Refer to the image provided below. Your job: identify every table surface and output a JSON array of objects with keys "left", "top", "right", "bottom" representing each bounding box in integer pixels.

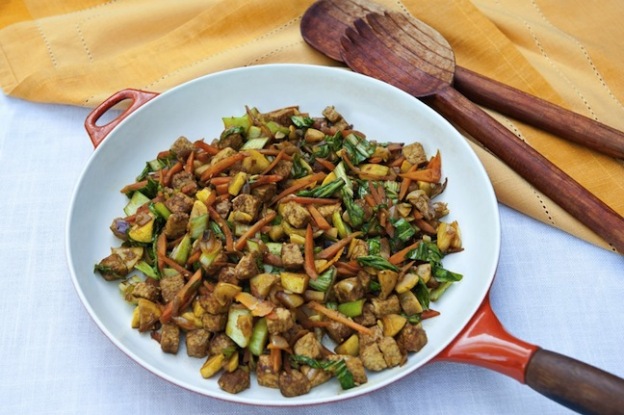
[{"left": 1, "top": 91, "right": 622, "bottom": 415}]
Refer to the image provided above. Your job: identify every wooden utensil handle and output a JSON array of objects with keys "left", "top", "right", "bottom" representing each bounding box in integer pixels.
[
  {"left": 429, "top": 86, "right": 624, "bottom": 254},
  {"left": 454, "top": 67, "right": 624, "bottom": 159},
  {"left": 526, "top": 349, "right": 624, "bottom": 415}
]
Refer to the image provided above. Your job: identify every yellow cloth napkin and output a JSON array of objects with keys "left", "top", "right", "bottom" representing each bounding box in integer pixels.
[{"left": 1, "top": 0, "right": 623, "bottom": 252}]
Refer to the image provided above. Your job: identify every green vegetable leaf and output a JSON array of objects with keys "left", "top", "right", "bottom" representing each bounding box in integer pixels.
[
  {"left": 297, "top": 178, "right": 345, "bottom": 198},
  {"left": 290, "top": 355, "right": 356, "bottom": 390},
  {"left": 414, "top": 277, "right": 430, "bottom": 310},
  {"left": 342, "top": 132, "right": 375, "bottom": 165},
  {"left": 341, "top": 187, "right": 364, "bottom": 227},
  {"left": 406, "top": 241, "right": 463, "bottom": 283},
  {"left": 356, "top": 255, "right": 399, "bottom": 272},
  {"left": 308, "top": 267, "right": 336, "bottom": 292},
  {"left": 392, "top": 217, "right": 416, "bottom": 242},
  {"left": 291, "top": 115, "right": 315, "bottom": 128},
  {"left": 134, "top": 261, "right": 160, "bottom": 280}
]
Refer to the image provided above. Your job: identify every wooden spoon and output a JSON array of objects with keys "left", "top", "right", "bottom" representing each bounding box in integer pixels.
[
  {"left": 300, "top": 0, "right": 624, "bottom": 159},
  {"left": 303, "top": 5, "right": 624, "bottom": 254}
]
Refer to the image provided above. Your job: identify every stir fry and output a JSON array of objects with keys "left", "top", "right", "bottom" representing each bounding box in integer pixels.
[{"left": 94, "top": 105, "right": 463, "bottom": 396}]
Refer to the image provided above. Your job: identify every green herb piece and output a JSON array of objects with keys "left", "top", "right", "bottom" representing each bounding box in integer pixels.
[
  {"left": 298, "top": 178, "right": 345, "bottom": 198},
  {"left": 392, "top": 217, "right": 416, "bottom": 242},
  {"left": 290, "top": 355, "right": 356, "bottom": 390},
  {"left": 337, "top": 299, "right": 365, "bottom": 317},
  {"left": 134, "top": 261, "right": 160, "bottom": 280},
  {"left": 308, "top": 267, "right": 336, "bottom": 292},
  {"left": 291, "top": 115, "right": 315, "bottom": 128},
  {"left": 356, "top": 255, "right": 399, "bottom": 272}
]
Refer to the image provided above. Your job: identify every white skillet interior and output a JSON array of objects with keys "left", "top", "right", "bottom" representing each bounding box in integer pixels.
[{"left": 66, "top": 64, "right": 500, "bottom": 406}]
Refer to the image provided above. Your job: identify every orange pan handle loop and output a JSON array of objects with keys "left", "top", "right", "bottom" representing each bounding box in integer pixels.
[
  {"left": 434, "top": 296, "right": 538, "bottom": 383},
  {"left": 84, "top": 89, "right": 159, "bottom": 148}
]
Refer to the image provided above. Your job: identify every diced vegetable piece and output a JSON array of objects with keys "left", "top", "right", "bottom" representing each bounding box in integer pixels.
[
  {"left": 200, "top": 353, "right": 226, "bottom": 379},
  {"left": 248, "top": 317, "right": 269, "bottom": 356},
  {"left": 241, "top": 137, "right": 268, "bottom": 150},
  {"left": 377, "top": 270, "right": 398, "bottom": 300},
  {"left": 280, "top": 272, "right": 309, "bottom": 294},
  {"left": 399, "top": 290, "right": 423, "bottom": 315},
  {"left": 380, "top": 314, "right": 407, "bottom": 337},
  {"left": 124, "top": 191, "right": 151, "bottom": 216},
  {"left": 225, "top": 305, "right": 253, "bottom": 348},
  {"left": 228, "top": 172, "right": 248, "bottom": 196},
  {"left": 169, "top": 233, "right": 192, "bottom": 265},
  {"left": 395, "top": 272, "right": 419, "bottom": 294},
  {"left": 337, "top": 299, "right": 365, "bottom": 318},
  {"left": 128, "top": 216, "right": 155, "bottom": 243},
  {"left": 152, "top": 201, "right": 171, "bottom": 220},
  {"left": 250, "top": 273, "right": 279, "bottom": 299},
  {"left": 359, "top": 163, "right": 390, "bottom": 178},
  {"left": 334, "top": 333, "right": 359, "bottom": 356}
]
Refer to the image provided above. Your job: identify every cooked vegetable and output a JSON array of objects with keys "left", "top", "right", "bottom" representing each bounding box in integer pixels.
[{"left": 94, "top": 104, "right": 463, "bottom": 397}]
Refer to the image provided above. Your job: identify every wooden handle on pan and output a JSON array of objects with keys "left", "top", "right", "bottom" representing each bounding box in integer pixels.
[
  {"left": 453, "top": 67, "right": 624, "bottom": 159},
  {"left": 437, "top": 297, "right": 624, "bottom": 415},
  {"left": 526, "top": 349, "right": 624, "bottom": 415},
  {"left": 84, "top": 89, "right": 159, "bottom": 148},
  {"left": 427, "top": 85, "right": 624, "bottom": 254}
]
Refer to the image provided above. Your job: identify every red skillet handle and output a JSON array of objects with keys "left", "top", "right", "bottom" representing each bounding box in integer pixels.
[
  {"left": 436, "top": 297, "right": 624, "bottom": 414},
  {"left": 84, "top": 89, "right": 159, "bottom": 148}
]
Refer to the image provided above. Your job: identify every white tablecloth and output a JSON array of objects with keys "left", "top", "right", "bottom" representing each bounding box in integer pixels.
[{"left": 1, "top": 91, "right": 622, "bottom": 415}]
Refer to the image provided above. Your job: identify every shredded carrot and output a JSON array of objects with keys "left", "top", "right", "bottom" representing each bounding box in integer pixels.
[
  {"left": 316, "top": 247, "right": 344, "bottom": 273},
  {"left": 388, "top": 241, "right": 421, "bottom": 265},
  {"left": 368, "top": 181, "right": 382, "bottom": 205},
  {"left": 215, "top": 183, "right": 229, "bottom": 195},
  {"left": 156, "top": 232, "right": 167, "bottom": 272},
  {"left": 307, "top": 205, "right": 331, "bottom": 231},
  {"left": 184, "top": 150, "right": 195, "bottom": 174},
  {"left": 157, "top": 150, "right": 171, "bottom": 159},
  {"left": 414, "top": 218, "right": 437, "bottom": 235},
  {"left": 260, "top": 149, "right": 285, "bottom": 175},
  {"left": 335, "top": 260, "right": 361, "bottom": 276},
  {"left": 270, "top": 347, "right": 282, "bottom": 373},
  {"left": 207, "top": 206, "right": 234, "bottom": 252},
  {"left": 304, "top": 224, "right": 319, "bottom": 279},
  {"left": 160, "top": 269, "right": 202, "bottom": 324},
  {"left": 315, "top": 157, "right": 336, "bottom": 171},
  {"left": 210, "top": 177, "right": 232, "bottom": 186},
  {"left": 308, "top": 301, "right": 373, "bottom": 335},
  {"left": 399, "top": 164, "right": 418, "bottom": 200},
  {"left": 363, "top": 194, "right": 377, "bottom": 208},
  {"left": 341, "top": 152, "right": 361, "bottom": 174},
  {"left": 283, "top": 196, "right": 340, "bottom": 205},
  {"left": 200, "top": 152, "right": 246, "bottom": 181},
  {"left": 202, "top": 189, "right": 217, "bottom": 208},
  {"left": 120, "top": 180, "right": 148, "bottom": 194},
  {"left": 389, "top": 155, "right": 406, "bottom": 168},
  {"left": 422, "top": 309, "right": 441, "bottom": 320},
  {"left": 269, "top": 172, "right": 326, "bottom": 205},
  {"left": 316, "top": 232, "right": 363, "bottom": 260},
  {"left": 234, "top": 211, "right": 277, "bottom": 251},
  {"left": 250, "top": 175, "right": 284, "bottom": 186},
  {"left": 193, "top": 140, "right": 220, "bottom": 155},
  {"left": 399, "top": 151, "right": 441, "bottom": 183},
  {"left": 160, "top": 255, "right": 193, "bottom": 278},
  {"left": 163, "top": 161, "right": 183, "bottom": 187},
  {"left": 186, "top": 249, "right": 201, "bottom": 266}
]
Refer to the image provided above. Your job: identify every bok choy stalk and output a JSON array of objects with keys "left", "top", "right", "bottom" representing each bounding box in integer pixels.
[{"left": 290, "top": 355, "right": 356, "bottom": 390}]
